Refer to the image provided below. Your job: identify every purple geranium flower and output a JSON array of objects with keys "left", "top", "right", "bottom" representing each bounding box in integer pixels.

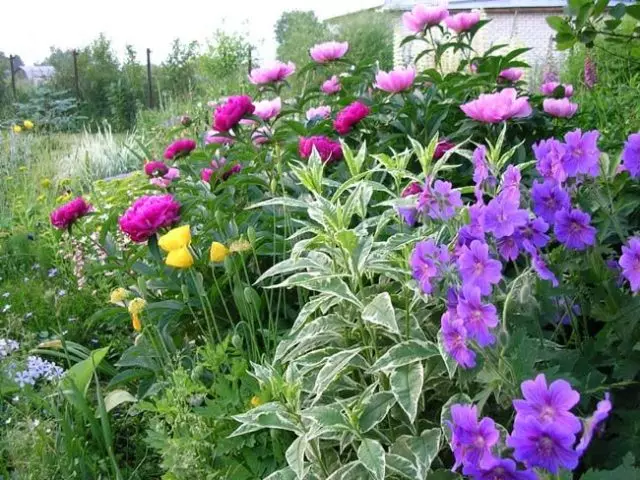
[
  {"left": 621, "top": 132, "right": 640, "bottom": 178},
  {"left": 449, "top": 404, "right": 499, "bottom": 470},
  {"left": 562, "top": 129, "right": 600, "bottom": 178},
  {"left": 534, "top": 139, "right": 567, "bottom": 183},
  {"left": 619, "top": 236, "right": 640, "bottom": 292},
  {"left": 531, "top": 250, "right": 559, "bottom": 287},
  {"left": 410, "top": 240, "right": 450, "bottom": 294},
  {"left": 576, "top": 393, "right": 612, "bottom": 455},
  {"left": 473, "top": 145, "right": 490, "bottom": 185},
  {"left": 497, "top": 235, "right": 520, "bottom": 261},
  {"left": 441, "top": 311, "right": 476, "bottom": 368},
  {"left": 531, "top": 180, "right": 570, "bottom": 225},
  {"left": 419, "top": 180, "right": 462, "bottom": 220},
  {"left": 462, "top": 457, "right": 538, "bottom": 480},
  {"left": 456, "top": 284, "right": 498, "bottom": 346},
  {"left": 518, "top": 217, "right": 550, "bottom": 252},
  {"left": 500, "top": 165, "right": 521, "bottom": 204},
  {"left": 397, "top": 182, "right": 422, "bottom": 226},
  {"left": 457, "top": 240, "right": 502, "bottom": 295},
  {"left": 554, "top": 208, "right": 596, "bottom": 251},
  {"left": 513, "top": 374, "right": 581, "bottom": 433},
  {"left": 482, "top": 196, "right": 529, "bottom": 239}
]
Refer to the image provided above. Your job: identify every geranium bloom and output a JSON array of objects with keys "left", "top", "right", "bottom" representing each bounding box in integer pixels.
[
  {"left": 456, "top": 285, "right": 498, "bottom": 346},
  {"left": 499, "top": 68, "right": 523, "bottom": 82},
  {"left": 543, "top": 98, "right": 578, "bottom": 118},
  {"left": 253, "top": 98, "right": 281, "bottom": 121},
  {"left": 457, "top": 240, "right": 502, "bottom": 295},
  {"left": 621, "top": 133, "right": 640, "bottom": 177},
  {"left": 321, "top": 75, "right": 341, "bottom": 95},
  {"left": 482, "top": 196, "right": 528, "bottom": 238},
  {"left": 562, "top": 129, "right": 600, "bottom": 177},
  {"left": 619, "top": 236, "right": 640, "bottom": 292},
  {"left": 531, "top": 180, "right": 570, "bottom": 225},
  {"left": 534, "top": 138, "right": 567, "bottom": 183},
  {"left": 508, "top": 417, "right": 579, "bottom": 474},
  {"left": 513, "top": 374, "right": 581, "bottom": 433},
  {"left": 119, "top": 195, "right": 180, "bottom": 243},
  {"left": 418, "top": 180, "right": 463, "bottom": 220},
  {"left": 445, "top": 11, "right": 481, "bottom": 33},
  {"left": 472, "top": 145, "right": 490, "bottom": 185},
  {"left": 213, "top": 96, "right": 255, "bottom": 132},
  {"left": 306, "top": 106, "right": 331, "bottom": 121},
  {"left": 50, "top": 197, "right": 92, "bottom": 230},
  {"left": 374, "top": 66, "right": 416, "bottom": 93},
  {"left": 441, "top": 311, "right": 476, "bottom": 368},
  {"left": 397, "top": 181, "right": 422, "bottom": 226},
  {"left": 499, "top": 165, "right": 522, "bottom": 204},
  {"left": 309, "top": 41, "right": 349, "bottom": 63},
  {"left": 334, "top": 101, "right": 370, "bottom": 135},
  {"left": 402, "top": 4, "right": 448, "bottom": 33},
  {"left": 518, "top": 217, "right": 550, "bottom": 251},
  {"left": 541, "top": 81, "right": 574, "bottom": 97},
  {"left": 576, "top": 393, "right": 612, "bottom": 455},
  {"left": 531, "top": 249, "right": 559, "bottom": 287},
  {"left": 410, "top": 239, "right": 450, "bottom": 294},
  {"left": 461, "top": 88, "right": 532, "bottom": 123},
  {"left": 144, "top": 161, "right": 169, "bottom": 177},
  {"left": 435, "top": 140, "right": 456, "bottom": 160},
  {"left": 163, "top": 139, "right": 196, "bottom": 160},
  {"left": 298, "top": 136, "right": 343, "bottom": 164},
  {"left": 249, "top": 61, "right": 295, "bottom": 85},
  {"left": 448, "top": 404, "right": 499, "bottom": 470},
  {"left": 497, "top": 236, "right": 520, "bottom": 261},
  {"left": 463, "top": 457, "right": 537, "bottom": 480},
  {"left": 554, "top": 208, "right": 596, "bottom": 251}
]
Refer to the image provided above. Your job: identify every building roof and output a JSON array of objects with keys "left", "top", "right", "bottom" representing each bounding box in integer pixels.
[
  {"left": 17, "top": 65, "right": 55, "bottom": 80},
  {"left": 384, "top": 0, "right": 632, "bottom": 10}
]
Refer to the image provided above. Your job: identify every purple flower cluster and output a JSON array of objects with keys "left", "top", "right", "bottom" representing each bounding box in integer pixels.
[
  {"left": 14, "top": 356, "right": 64, "bottom": 388},
  {"left": 0, "top": 338, "right": 19, "bottom": 358},
  {"left": 410, "top": 239, "right": 450, "bottom": 294},
  {"left": 619, "top": 236, "right": 640, "bottom": 292},
  {"left": 534, "top": 129, "right": 601, "bottom": 182},
  {"left": 418, "top": 180, "right": 463, "bottom": 220}
]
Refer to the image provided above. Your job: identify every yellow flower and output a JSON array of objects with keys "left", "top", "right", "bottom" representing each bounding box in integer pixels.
[
  {"left": 229, "top": 238, "right": 251, "bottom": 253},
  {"left": 12, "top": 125, "right": 22, "bottom": 134},
  {"left": 23, "top": 120, "right": 34, "bottom": 130},
  {"left": 158, "top": 225, "right": 191, "bottom": 252},
  {"left": 165, "top": 246, "right": 194, "bottom": 268},
  {"left": 210, "top": 242, "right": 229, "bottom": 262},
  {"left": 250, "top": 396, "right": 263, "bottom": 408},
  {"left": 56, "top": 192, "right": 72, "bottom": 203},
  {"left": 128, "top": 298, "right": 147, "bottom": 332},
  {"left": 37, "top": 194, "right": 46, "bottom": 202},
  {"left": 110, "top": 287, "right": 128, "bottom": 305},
  {"left": 41, "top": 178, "right": 52, "bottom": 188}
]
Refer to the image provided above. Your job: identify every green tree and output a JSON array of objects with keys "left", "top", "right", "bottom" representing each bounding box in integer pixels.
[
  {"left": 158, "top": 39, "right": 199, "bottom": 99},
  {"left": 198, "top": 30, "right": 252, "bottom": 98},
  {"left": 274, "top": 11, "right": 330, "bottom": 66}
]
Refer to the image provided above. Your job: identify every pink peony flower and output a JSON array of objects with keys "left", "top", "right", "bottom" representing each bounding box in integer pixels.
[
  {"left": 211, "top": 157, "right": 227, "bottom": 170},
  {"left": 445, "top": 11, "right": 481, "bottom": 33},
  {"left": 150, "top": 178, "right": 171, "bottom": 188},
  {"left": 540, "top": 82, "right": 574, "bottom": 98},
  {"left": 164, "top": 167, "right": 180, "bottom": 180},
  {"left": 249, "top": 61, "right": 295, "bottom": 85},
  {"left": 50, "top": 197, "right": 92, "bottom": 230},
  {"left": 164, "top": 139, "right": 196, "bottom": 160},
  {"left": 298, "top": 136, "right": 343, "bottom": 164},
  {"left": 144, "top": 161, "right": 169, "bottom": 177},
  {"left": 499, "top": 68, "right": 523, "bottom": 82},
  {"left": 222, "top": 163, "right": 242, "bottom": 180},
  {"left": 252, "top": 126, "right": 271, "bottom": 145},
  {"left": 306, "top": 106, "right": 331, "bottom": 121},
  {"left": 309, "top": 41, "right": 349, "bottom": 63},
  {"left": 402, "top": 4, "right": 449, "bottom": 33},
  {"left": 253, "top": 98, "right": 281, "bottom": 121},
  {"left": 201, "top": 168, "right": 214, "bottom": 183},
  {"left": 375, "top": 66, "right": 416, "bottom": 93},
  {"left": 334, "top": 101, "right": 371, "bottom": 135},
  {"left": 543, "top": 98, "right": 578, "bottom": 118},
  {"left": 321, "top": 75, "right": 341, "bottom": 95},
  {"left": 461, "top": 88, "right": 532, "bottom": 123},
  {"left": 119, "top": 195, "right": 180, "bottom": 243},
  {"left": 205, "top": 130, "right": 235, "bottom": 145},
  {"left": 213, "top": 95, "right": 255, "bottom": 132},
  {"left": 435, "top": 140, "right": 456, "bottom": 160}
]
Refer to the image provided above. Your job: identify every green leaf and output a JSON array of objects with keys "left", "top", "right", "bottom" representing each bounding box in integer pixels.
[
  {"left": 385, "top": 454, "right": 419, "bottom": 479},
  {"left": 64, "top": 346, "right": 110, "bottom": 396},
  {"left": 312, "top": 347, "right": 362, "bottom": 403},
  {"left": 581, "top": 453, "right": 640, "bottom": 479},
  {"left": 231, "top": 402, "right": 303, "bottom": 437},
  {"left": 104, "top": 389, "right": 137, "bottom": 412},
  {"left": 626, "top": 5, "right": 640, "bottom": 21},
  {"left": 611, "top": 3, "right": 626, "bottom": 19},
  {"left": 263, "top": 467, "right": 297, "bottom": 480},
  {"left": 285, "top": 436, "right": 307, "bottom": 479},
  {"left": 362, "top": 292, "right": 400, "bottom": 335},
  {"left": 390, "top": 362, "right": 424, "bottom": 423},
  {"left": 359, "top": 392, "right": 396, "bottom": 433},
  {"left": 546, "top": 16, "right": 571, "bottom": 33},
  {"left": 358, "top": 439, "right": 386, "bottom": 480},
  {"left": 368, "top": 340, "right": 439, "bottom": 372},
  {"left": 389, "top": 429, "right": 442, "bottom": 478},
  {"left": 326, "top": 462, "right": 368, "bottom": 480}
]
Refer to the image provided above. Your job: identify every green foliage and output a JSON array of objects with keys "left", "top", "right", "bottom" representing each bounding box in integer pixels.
[{"left": 275, "top": 11, "right": 331, "bottom": 67}]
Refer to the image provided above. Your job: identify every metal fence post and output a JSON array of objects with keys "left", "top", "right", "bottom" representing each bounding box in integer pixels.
[
  {"left": 72, "top": 50, "right": 81, "bottom": 99},
  {"left": 9, "top": 55, "right": 17, "bottom": 99},
  {"left": 146, "top": 48, "right": 153, "bottom": 109}
]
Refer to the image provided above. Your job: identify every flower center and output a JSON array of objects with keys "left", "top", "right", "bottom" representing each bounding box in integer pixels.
[
  {"left": 474, "top": 261, "right": 484, "bottom": 275},
  {"left": 540, "top": 405, "right": 555, "bottom": 422},
  {"left": 537, "top": 435, "right": 554, "bottom": 456},
  {"left": 569, "top": 221, "right": 581, "bottom": 233},
  {"left": 473, "top": 434, "right": 485, "bottom": 449}
]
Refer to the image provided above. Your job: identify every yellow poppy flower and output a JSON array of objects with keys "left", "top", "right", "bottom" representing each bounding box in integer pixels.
[
  {"left": 210, "top": 242, "right": 229, "bottom": 262},
  {"left": 158, "top": 225, "right": 191, "bottom": 252},
  {"left": 165, "top": 246, "right": 194, "bottom": 268},
  {"left": 110, "top": 287, "right": 128, "bottom": 305},
  {"left": 23, "top": 120, "right": 34, "bottom": 130},
  {"left": 12, "top": 125, "right": 22, "bottom": 134}
]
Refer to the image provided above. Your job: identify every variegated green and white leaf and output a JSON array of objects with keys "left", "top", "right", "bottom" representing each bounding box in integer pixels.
[
  {"left": 362, "top": 292, "right": 400, "bottom": 335},
  {"left": 263, "top": 466, "right": 296, "bottom": 480},
  {"left": 311, "top": 347, "right": 362, "bottom": 403},
  {"left": 359, "top": 391, "right": 396, "bottom": 433},
  {"left": 271, "top": 273, "right": 362, "bottom": 308},
  {"left": 368, "top": 340, "right": 439, "bottom": 372},
  {"left": 385, "top": 453, "right": 419, "bottom": 479},
  {"left": 231, "top": 402, "right": 302, "bottom": 437},
  {"left": 326, "top": 461, "right": 368, "bottom": 480},
  {"left": 389, "top": 429, "right": 442, "bottom": 479},
  {"left": 358, "top": 438, "right": 386, "bottom": 480},
  {"left": 286, "top": 436, "right": 307, "bottom": 479},
  {"left": 390, "top": 362, "right": 424, "bottom": 423}
]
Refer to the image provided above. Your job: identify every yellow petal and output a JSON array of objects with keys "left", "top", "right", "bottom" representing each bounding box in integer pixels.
[
  {"left": 131, "top": 312, "right": 142, "bottom": 332},
  {"left": 209, "top": 242, "right": 229, "bottom": 263},
  {"left": 158, "top": 225, "right": 191, "bottom": 252},
  {"left": 24, "top": 120, "right": 34, "bottom": 129},
  {"left": 110, "top": 287, "right": 128, "bottom": 304},
  {"left": 166, "top": 247, "right": 194, "bottom": 268}
]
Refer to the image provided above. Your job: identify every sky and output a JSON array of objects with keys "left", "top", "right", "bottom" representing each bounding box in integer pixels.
[{"left": 1, "top": 0, "right": 383, "bottom": 65}]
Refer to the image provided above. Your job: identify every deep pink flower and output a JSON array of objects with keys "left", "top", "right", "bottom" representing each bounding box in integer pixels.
[
  {"left": 499, "top": 68, "right": 523, "bottom": 82},
  {"left": 298, "top": 136, "right": 343, "bottom": 164},
  {"left": 163, "top": 139, "right": 196, "bottom": 160},
  {"left": 445, "top": 11, "right": 481, "bottom": 33},
  {"left": 540, "top": 82, "right": 574, "bottom": 97},
  {"left": 334, "top": 101, "right": 370, "bottom": 135},
  {"left": 253, "top": 98, "right": 281, "bottom": 121},
  {"left": 144, "top": 161, "right": 169, "bottom": 177},
  {"left": 434, "top": 140, "right": 456, "bottom": 160},
  {"left": 222, "top": 163, "right": 242, "bottom": 180},
  {"left": 374, "top": 66, "right": 416, "bottom": 93},
  {"left": 461, "top": 88, "right": 532, "bottom": 123},
  {"left": 402, "top": 4, "right": 449, "bottom": 33},
  {"left": 306, "top": 106, "right": 331, "bottom": 121},
  {"left": 213, "top": 96, "right": 255, "bottom": 132},
  {"left": 543, "top": 98, "right": 578, "bottom": 118},
  {"left": 119, "top": 195, "right": 180, "bottom": 243},
  {"left": 201, "top": 168, "right": 214, "bottom": 183},
  {"left": 50, "top": 197, "right": 92, "bottom": 230},
  {"left": 249, "top": 61, "right": 295, "bottom": 85},
  {"left": 321, "top": 75, "right": 341, "bottom": 95},
  {"left": 309, "top": 41, "right": 349, "bottom": 63},
  {"left": 205, "top": 130, "right": 234, "bottom": 145}
]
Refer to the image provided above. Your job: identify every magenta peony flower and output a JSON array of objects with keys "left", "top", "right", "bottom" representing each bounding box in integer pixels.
[
  {"left": 50, "top": 197, "right": 92, "bottom": 230},
  {"left": 201, "top": 168, "right": 214, "bottom": 183},
  {"left": 213, "top": 95, "right": 255, "bottom": 132},
  {"left": 374, "top": 66, "right": 416, "bottom": 93},
  {"left": 321, "top": 75, "right": 341, "bottom": 95},
  {"left": 540, "top": 81, "right": 574, "bottom": 98},
  {"left": 543, "top": 98, "right": 578, "bottom": 118},
  {"left": 309, "top": 41, "right": 349, "bottom": 63},
  {"left": 334, "top": 101, "right": 370, "bottom": 135},
  {"left": 144, "top": 161, "right": 169, "bottom": 177},
  {"left": 306, "top": 106, "right": 331, "bottom": 121},
  {"left": 119, "top": 194, "right": 180, "bottom": 243},
  {"left": 163, "top": 139, "right": 196, "bottom": 160},
  {"left": 435, "top": 140, "right": 456, "bottom": 160},
  {"left": 499, "top": 68, "right": 524, "bottom": 82},
  {"left": 445, "top": 11, "right": 481, "bottom": 33},
  {"left": 402, "top": 4, "right": 449, "bottom": 33},
  {"left": 249, "top": 61, "right": 295, "bottom": 85},
  {"left": 461, "top": 88, "right": 532, "bottom": 123},
  {"left": 222, "top": 163, "right": 242, "bottom": 180},
  {"left": 298, "top": 136, "right": 343, "bottom": 164},
  {"left": 205, "top": 129, "right": 234, "bottom": 145},
  {"left": 253, "top": 98, "right": 281, "bottom": 121}
]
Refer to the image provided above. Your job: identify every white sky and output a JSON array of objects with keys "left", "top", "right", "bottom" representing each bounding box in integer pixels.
[{"left": 1, "top": 0, "right": 383, "bottom": 65}]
